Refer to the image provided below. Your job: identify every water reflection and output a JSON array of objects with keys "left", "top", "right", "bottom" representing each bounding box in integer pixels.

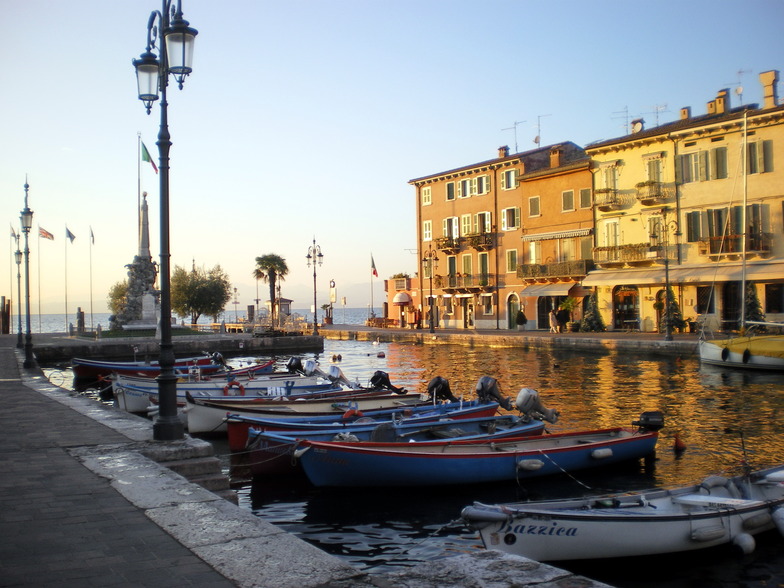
[{"left": 237, "top": 338, "right": 784, "bottom": 585}]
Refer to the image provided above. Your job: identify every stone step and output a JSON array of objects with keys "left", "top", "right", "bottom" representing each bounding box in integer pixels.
[{"left": 164, "top": 456, "right": 222, "bottom": 478}]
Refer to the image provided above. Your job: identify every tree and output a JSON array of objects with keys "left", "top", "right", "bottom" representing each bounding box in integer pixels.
[
  {"left": 253, "top": 254, "right": 289, "bottom": 329},
  {"left": 659, "top": 287, "right": 686, "bottom": 334},
  {"left": 744, "top": 282, "right": 766, "bottom": 333},
  {"left": 107, "top": 280, "right": 129, "bottom": 321},
  {"left": 580, "top": 291, "right": 606, "bottom": 332},
  {"left": 171, "top": 264, "right": 232, "bottom": 325}
]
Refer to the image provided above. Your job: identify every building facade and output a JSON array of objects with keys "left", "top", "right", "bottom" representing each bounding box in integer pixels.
[{"left": 388, "top": 69, "right": 784, "bottom": 333}]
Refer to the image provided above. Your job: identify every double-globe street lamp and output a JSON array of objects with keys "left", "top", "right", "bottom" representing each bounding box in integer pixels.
[
  {"left": 654, "top": 206, "right": 681, "bottom": 342},
  {"left": 20, "top": 181, "right": 34, "bottom": 368},
  {"left": 422, "top": 245, "right": 438, "bottom": 333},
  {"left": 306, "top": 238, "right": 324, "bottom": 336},
  {"left": 133, "top": 0, "right": 197, "bottom": 441}
]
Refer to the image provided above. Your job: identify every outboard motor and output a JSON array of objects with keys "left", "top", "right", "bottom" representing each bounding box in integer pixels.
[
  {"left": 286, "top": 356, "right": 304, "bottom": 374},
  {"left": 370, "top": 370, "right": 407, "bottom": 394},
  {"left": 326, "top": 365, "right": 360, "bottom": 389},
  {"left": 211, "top": 352, "right": 227, "bottom": 368},
  {"left": 515, "top": 388, "right": 559, "bottom": 424},
  {"left": 632, "top": 411, "right": 665, "bottom": 432},
  {"left": 303, "top": 359, "right": 318, "bottom": 376},
  {"left": 475, "top": 376, "right": 513, "bottom": 410},
  {"left": 426, "top": 376, "right": 459, "bottom": 403}
]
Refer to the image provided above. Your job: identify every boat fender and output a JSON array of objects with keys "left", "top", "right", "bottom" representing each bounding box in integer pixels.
[
  {"left": 691, "top": 526, "right": 727, "bottom": 542},
  {"left": 700, "top": 475, "right": 731, "bottom": 492},
  {"left": 742, "top": 348, "right": 752, "bottom": 364},
  {"left": 223, "top": 381, "right": 245, "bottom": 396},
  {"left": 772, "top": 508, "right": 784, "bottom": 537},
  {"left": 721, "top": 347, "right": 730, "bottom": 361},
  {"left": 517, "top": 459, "right": 544, "bottom": 471},
  {"left": 292, "top": 446, "right": 311, "bottom": 459},
  {"left": 592, "top": 448, "right": 613, "bottom": 459},
  {"left": 764, "top": 471, "right": 784, "bottom": 484},
  {"left": 742, "top": 512, "right": 772, "bottom": 530},
  {"left": 732, "top": 533, "right": 756, "bottom": 555}
]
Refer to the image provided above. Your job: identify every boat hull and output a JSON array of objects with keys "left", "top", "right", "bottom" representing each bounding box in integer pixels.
[
  {"left": 462, "top": 466, "right": 784, "bottom": 561},
  {"left": 699, "top": 336, "right": 784, "bottom": 371},
  {"left": 296, "top": 428, "right": 659, "bottom": 487}
]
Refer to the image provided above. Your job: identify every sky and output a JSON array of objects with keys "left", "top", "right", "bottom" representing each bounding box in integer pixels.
[{"left": 2, "top": 0, "right": 783, "bottom": 319}]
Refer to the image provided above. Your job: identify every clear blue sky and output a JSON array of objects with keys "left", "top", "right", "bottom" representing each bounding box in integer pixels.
[{"left": 2, "top": 0, "right": 783, "bottom": 316}]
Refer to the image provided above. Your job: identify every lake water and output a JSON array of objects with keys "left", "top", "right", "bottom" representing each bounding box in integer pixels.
[
  {"left": 46, "top": 335, "right": 784, "bottom": 587},
  {"left": 216, "top": 338, "right": 784, "bottom": 587}
]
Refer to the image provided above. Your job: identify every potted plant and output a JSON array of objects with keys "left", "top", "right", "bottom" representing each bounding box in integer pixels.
[{"left": 515, "top": 309, "right": 528, "bottom": 331}]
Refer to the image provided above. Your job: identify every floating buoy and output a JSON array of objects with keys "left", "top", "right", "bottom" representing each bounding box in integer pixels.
[
  {"left": 772, "top": 507, "right": 784, "bottom": 537},
  {"left": 377, "top": 352, "right": 385, "bottom": 358},
  {"left": 674, "top": 432, "right": 687, "bottom": 453},
  {"left": 517, "top": 459, "right": 544, "bottom": 471}
]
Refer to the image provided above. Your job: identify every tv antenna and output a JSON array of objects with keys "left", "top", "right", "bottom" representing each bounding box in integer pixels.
[
  {"left": 726, "top": 68, "right": 752, "bottom": 105},
  {"left": 643, "top": 104, "right": 669, "bottom": 126},
  {"left": 611, "top": 106, "right": 632, "bottom": 134},
  {"left": 533, "top": 114, "right": 551, "bottom": 146},
  {"left": 502, "top": 120, "right": 526, "bottom": 153}
]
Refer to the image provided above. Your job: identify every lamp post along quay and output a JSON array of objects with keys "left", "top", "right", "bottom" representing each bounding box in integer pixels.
[
  {"left": 133, "top": 0, "right": 197, "bottom": 441},
  {"left": 20, "top": 181, "right": 34, "bottom": 368},
  {"left": 306, "top": 238, "right": 324, "bottom": 336},
  {"left": 15, "top": 245, "right": 22, "bottom": 349},
  {"left": 423, "top": 245, "right": 438, "bottom": 333}
]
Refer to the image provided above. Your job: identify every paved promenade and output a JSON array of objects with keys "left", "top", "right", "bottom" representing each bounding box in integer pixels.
[{"left": 0, "top": 332, "right": 616, "bottom": 588}]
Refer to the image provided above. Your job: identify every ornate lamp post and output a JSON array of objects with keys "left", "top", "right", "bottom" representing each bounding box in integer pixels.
[
  {"left": 15, "top": 246, "right": 22, "bottom": 349},
  {"left": 422, "top": 245, "right": 438, "bottom": 333},
  {"left": 20, "top": 181, "right": 34, "bottom": 368},
  {"left": 657, "top": 206, "right": 681, "bottom": 342},
  {"left": 306, "top": 238, "right": 324, "bottom": 336},
  {"left": 133, "top": 0, "right": 197, "bottom": 440}
]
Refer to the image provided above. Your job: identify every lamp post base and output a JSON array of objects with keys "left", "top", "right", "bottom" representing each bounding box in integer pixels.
[{"left": 153, "top": 418, "right": 185, "bottom": 441}]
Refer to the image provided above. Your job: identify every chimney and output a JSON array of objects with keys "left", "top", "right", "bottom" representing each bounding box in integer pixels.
[
  {"left": 707, "top": 100, "right": 717, "bottom": 115},
  {"left": 549, "top": 146, "right": 563, "bottom": 168},
  {"left": 714, "top": 89, "right": 729, "bottom": 114},
  {"left": 680, "top": 107, "right": 691, "bottom": 120},
  {"left": 498, "top": 145, "right": 510, "bottom": 158},
  {"left": 760, "top": 70, "right": 780, "bottom": 109}
]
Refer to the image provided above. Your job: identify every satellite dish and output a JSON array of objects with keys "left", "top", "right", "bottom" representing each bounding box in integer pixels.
[
  {"left": 735, "top": 86, "right": 744, "bottom": 96},
  {"left": 533, "top": 135, "right": 540, "bottom": 144},
  {"left": 631, "top": 120, "right": 643, "bottom": 133}
]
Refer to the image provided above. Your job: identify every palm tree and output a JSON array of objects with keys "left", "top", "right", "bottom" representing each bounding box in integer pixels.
[{"left": 253, "top": 254, "right": 289, "bottom": 329}]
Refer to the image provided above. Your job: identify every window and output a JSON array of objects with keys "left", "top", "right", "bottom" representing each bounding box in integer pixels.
[
  {"left": 462, "top": 254, "right": 472, "bottom": 276},
  {"left": 580, "top": 236, "right": 593, "bottom": 259},
  {"left": 561, "top": 190, "right": 575, "bottom": 212},
  {"left": 444, "top": 296, "right": 453, "bottom": 314},
  {"left": 711, "top": 147, "right": 728, "bottom": 179},
  {"left": 506, "top": 249, "right": 518, "bottom": 273},
  {"left": 678, "top": 146, "right": 728, "bottom": 183},
  {"left": 501, "top": 207, "right": 521, "bottom": 230},
  {"left": 579, "top": 188, "right": 592, "bottom": 209},
  {"left": 528, "top": 241, "right": 541, "bottom": 264},
  {"left": 648, "top": 215, "right": 664, "bottom": 246},
  {"left": 646, "top": 158, "right": 662, "bottom": 183},
  {"left": 421, "top": 186, "right": 431, "bottom": 206},
  {"left": 443, "top": 217, "right": 459, "bottom": 238},
  {"left": 474, "top": 174, "right": 490, "bottom": 195},
  {"left": 766, "top": 284, "right": 783, "bottom": 314},
  {"left": 604, "top": 219, "right": 619, "bottom": 247},
  {"left": 685, "top": 211, "right": 702, "bottom": 242},
  {"left": 460, "top": 214, "right": 472, "bottom": 236},
  {"left": 601, "top": 165, "right": 618, "bottom": 190},
  {"left": 528, "top": 196, "right": 540, "bottom": 217},
  {"left": 696, "top": 286, "right": 715, "bottom": 314},
  {"left": 458, "top": 178, "right": 471, "bottom": 198},
  {"left": 423, "top": 220, "right": 432, "bottom": 241},
  {"left": 482, "top": 295, "right": 493, "bottom": 314},
  {"left": 446, "top": 182, "right": 456, "bottom": 201},
  {"left": 474, "top": 211, "right": 491, "bottom": 234},
  {"left": 748, "top": 141, "right": 773, "bottom": 174},
  {"left": 501, "top": 169, "right": 517, "bottom": 190},
  {"left": 478, "top": 252, "right": 489, "bottom": 282}
]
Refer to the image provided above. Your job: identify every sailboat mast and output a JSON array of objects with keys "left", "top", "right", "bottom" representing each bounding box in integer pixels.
[{"left": 741, "top": 110, "right": 748, "bottom": 330}]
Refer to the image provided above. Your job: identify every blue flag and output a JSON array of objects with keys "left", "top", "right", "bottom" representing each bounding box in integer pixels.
[{"left": 66, "top": 227, "right": 75, "bottom": 243}]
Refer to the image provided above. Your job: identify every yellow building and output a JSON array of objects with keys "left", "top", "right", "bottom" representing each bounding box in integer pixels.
[{"left": 584, "top": 70, "right": 784, "bottom": 333}]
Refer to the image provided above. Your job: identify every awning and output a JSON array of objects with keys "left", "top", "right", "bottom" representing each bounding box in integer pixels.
[
  {"left": 521, "top": 228, "right": 592, "bottom": 242},
  {"left": 520, "top": 282, "right": 578, "bottom": 297},
  {"left": 392, "top": 292, "right": 412, "bottom": 306},
  {"left": 582, "top": 261, "right": 784, "bottom": 287}
]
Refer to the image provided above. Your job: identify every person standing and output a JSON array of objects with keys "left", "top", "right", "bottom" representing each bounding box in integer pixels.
[{"left": 549, "top": 309, "right": 558, "bottom": 333}]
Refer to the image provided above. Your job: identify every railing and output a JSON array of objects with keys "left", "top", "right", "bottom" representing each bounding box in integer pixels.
[
  {"left": 517, "top": 259, "right": 595, "bottom": 279},
  {"left": 434, "top": 274, "right": 494, "bottom": 290},
  {"left": 699, "top": 232, "right": 771, "bottom": 256},
  {"left": 464, "top": 232, "right": 494, "bottom": 250},
  {"left": 435, "top": 236, "right": 461, "bottom": 252},
  {"left": 635, "top": 181, "right": 674, "bottom": 205},
  {"left": 594, "top": 188, "right": 622, "bottom": 211},
  {"left": 593, "top": 243, "right": 672, "bottom": 265}
]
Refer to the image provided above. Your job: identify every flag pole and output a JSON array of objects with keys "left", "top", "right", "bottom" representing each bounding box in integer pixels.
[
  {"left": 89, "top": 227, "right": 94, "bottom": 331},
  {"left": 137, "top": 133, "right": 141, "bottom": 251},
  {"left": 37, "top": 228, "right": 42, "bottom": 333},
  {"left": 64, "top": 226, "right": 68, "bottom": 333}
]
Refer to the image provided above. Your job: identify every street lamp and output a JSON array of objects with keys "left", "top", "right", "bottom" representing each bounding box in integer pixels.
[
  {"left": 14, "top": 246, "right": 22, "bottom": 349},
  {"left": 306, "top": 238, "right": 324, "bottom": 336},
  {"left": 20, "top": 181, "right": 34, "bottom": 368},
  {"left": 133, "top": 0, "right": 197, "bottom": 441},
  {"left": 656, "top": 206, "right": 681, "bottom": 342},
  {"left": 422, "top": 245, "right": 439, "bottom": 333}
]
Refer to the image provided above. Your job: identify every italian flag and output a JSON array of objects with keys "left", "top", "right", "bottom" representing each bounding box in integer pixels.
[{"left": 141, "top": 142, "right": 158, "bottom": 174}]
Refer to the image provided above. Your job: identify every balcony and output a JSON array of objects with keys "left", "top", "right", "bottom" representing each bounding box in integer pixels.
[
  {"left": 698, "top": 232, "right": 771, "bottom": 258},
  {"left": 594, "top": 188, "right": 623, "bottom": 212},
  {"left": 435, "top": 273, "right": 494, "bottom": 293},
  {"left": 464, "top": 232, "right": 494, "bottom": 251},
  {"left": 593, "top": 243, "right": 672, "bottom": 267},
  {"left": 435, "top": 236, "right": 461, "bottom": 253},
  {"left": 635, "top": 181, "right": 674, "bottom": 206},
  {"left": 517, "top": 259, "right": 595, "bottom": 281}
]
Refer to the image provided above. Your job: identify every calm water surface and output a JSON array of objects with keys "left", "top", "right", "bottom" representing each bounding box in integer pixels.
[{"left": 225, "top": 338, "right": 784, "bottom": 588}]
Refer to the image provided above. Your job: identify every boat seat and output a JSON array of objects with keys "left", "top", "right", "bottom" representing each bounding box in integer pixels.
[
  {"left": 672, "top": 494, "right": 762, "bottom": 507},
  {"left": 428, "top": 427, "right": 468, "bottom": 439}
]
